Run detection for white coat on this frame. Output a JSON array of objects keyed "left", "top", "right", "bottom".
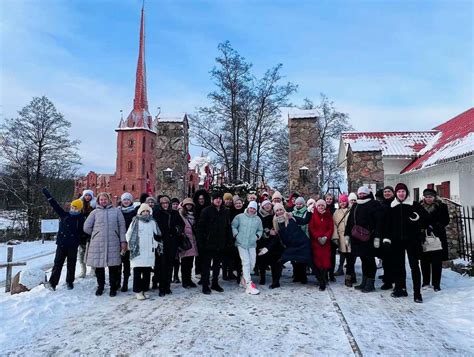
[{"left": 125, "top": 219, "right": 159, "bottom": 268}]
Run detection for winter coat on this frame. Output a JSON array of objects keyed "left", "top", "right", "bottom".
[
  {"left": 46, "top": 195, "right": 85, "bottom": 249},
  {"left": 126, "top": 218, "right": 159, "bottom": 268},
  {"left": 332, "top": 208, "right": 351, "bottom": 253},
  {"left": 80, "top": 199, "right": 95, "bottom": 245},
  {"left": 257, "top": 208, "right": 274, "bottom": 250},
  {"left": 83, "top": 205, "right": 126, "bottom": 268},
  {"left": 231, "top": 209, "right": 263, "bottom": 249},
  {"left": 179, "top": 211, "right": 199, "bottom": 258},
  {"left": 230, "top": 206, "right": 245, "bottom": 221},
  {"left": 420, "top": 200, "right": 450, "bottom": 261},
  {"left": 276, "top": 219, "right": 312, "bottom": 266},
  {"left": 384, "top": 198, "right": 425, "bottom": 255},
  {"left": 153, "top": 207, "right": 185, "bottom": 259},
  {"left": 344, "top": 197, "right": 383, "bottom": 258},
  {"left": 293, "top": 206, "right": 309, "bottom": 237},
  {"left": 196, "top": 205, "right": 233, "bottom": 253},
  {"left": 308, "top": 210, "right": 334, "bottom": 269}
]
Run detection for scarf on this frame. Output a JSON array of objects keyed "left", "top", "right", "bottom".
[
  {"left": 121, "top": 205, "right": 135, "bottom": 214},
  {"left": 421, "top": 200, "right": 438, "bottom": 214},
  {"left": 276, "top": 215, "right": 286, "bottom": 223},
  {"left": 128, "top": 215, "right": 153, "bottom": 260},
  {"left": 259, "top": 206, "right": 273, "bottom": 217}
]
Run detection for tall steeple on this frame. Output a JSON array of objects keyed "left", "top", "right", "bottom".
[{"left": 118, "top": 5, "right": 154, "bottom": 132}]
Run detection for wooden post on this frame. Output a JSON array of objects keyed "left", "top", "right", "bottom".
[{"left": 0, "top": 246, "right": 27, "bottom": 293}]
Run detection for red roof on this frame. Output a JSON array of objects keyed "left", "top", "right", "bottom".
[{"left": 401, "top": 108, "right": 474, "bottom": 173}]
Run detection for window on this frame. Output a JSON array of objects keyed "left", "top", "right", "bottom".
[
  {"left": 413, "top": 188, "right": 419, "bottom": 202},
  {"left": 142, "top": 159, "right": 145, "bottom": 175},
  {"left": 127, "top": 161, "right": 133, "bottom": 172},
  {"left": 132, "top": 184, "right": 135, "bottom": 191},
  {"left": 127, "top": 139, "right": 134, "bottom": 148},
  {"left": 123, "top": 184, "right": 126, "bottom": 191},
  {"left": 437, "top": 181, "right": 450, "bottom": 199},
  {"left": 150, "top": 163, "right": 153, "bottom": 171},
  {"left": 142, "top": 136, "right": 146, "bottom": 153},
  {"left": 427, "top": 183, "right": 434, "bottom": 190}
]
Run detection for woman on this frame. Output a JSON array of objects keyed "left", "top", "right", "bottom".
[
  {"left": 193, "top": 189, "right": 211, "bottom": 276},
  {"left": 308, "top": 200, "right": 334, "bottom": 291},
  {"left": 257, "top": 200, "right": 275, "bottom": 285},
  {"left": 332, "top": 194, "right": 354, "bottom": 286},
  {"left": 223, "top": 196, "right": 245, "bottom": 282},
  {"left": 419, "top": 188, "right": 449, "bottom": 291},
  {"left": 263, "top": 203, "right": 312, "bottom": 289},
  {"left": 78, "top": 189, "right": 96, "bottom": 278},
  {"left": 83, "top": 192, "right": 127, "bottom": 296},
  {"left": 152, "top": 195, "right": 185, "bottom": 296},
  {"left": 232, "top": 201, "right": 263, "bottom": 295},
  {"left": 119, "top": 192, "right": 136, "bottom": 292},
  {"left": 384, "top": 183, "right": 425, "bottom": 303},
  {"left": 126, "top": 203, "right": 161, "bottom": 300},
  {"left": 179, "top": 198, "right": 199, "bottom": 289},
  {"left": 344, "top": 186, "right": 383, "bottom": 293},
  {"left": 292, "top": 197, "right": 310, "bottom": 284}
]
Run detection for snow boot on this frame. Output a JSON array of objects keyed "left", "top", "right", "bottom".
[
  {"left": 391, "top": 288, "right": 408, "bottom": 298},
  {"left": 109, "top": 289, "right": 117, "bottom": 297},
  {"left": 259, "top": 269, "right": 266, "bottom": 285},
  {"left": 362, "top": 278, "right": 375, "bottom": 293},
  {"left": 380, "top": 282, "right": 393, "bottom": 290},
  {"left": 246, "top": 281, "right": 260, "bottom": 295},
  {"left": 414, "top": 292, "right": 423, "bottom": 303},
  {"left": 95, "top": 286, "right": 104, "bottom": 296},
  {"left": 121, "top": 277, "right": 129, "bottom": 292},
  {"left": 344, "top": 274, "right": 352, "bottom": 287},
  {"left": 202, "top": 285, "right": 211, "bottom": 295},
  {"left": 354, "top": 276, "right": 367, "bottom": 290},
  {"left": 136, "top": 292, "right": 146, "bottom": 300},
  {"left": 67, "top": 282, "right": 74, "bottom": 290},
  {"left": 211, "top": 282, "right": 224, "bottom": 292}
]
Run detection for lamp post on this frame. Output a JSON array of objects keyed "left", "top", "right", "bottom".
[
  {"left": 163, "top": 168, "right": 173, "bottom": 183},
  {"left": 299, "top": 166, "right": 309, "bottom": 183}
]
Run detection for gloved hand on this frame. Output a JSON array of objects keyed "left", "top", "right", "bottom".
[
  {"left": 344, "top": 236, "right": 350, "bottom": 247},
  {"left": 427, "top": 225, "right": 434, "bottom": 235},
  {"left": 42, "top": 187, "right": 52, "bottom": 200},
  {"left": 374, "top": 238, "right": 380, "bottom": 249},
  {"left": 382, "top": 238, "right": 391, "bottom": 246},
  {"left": 317, "top": 236, "right": 327, "bottom": 245},
  {"left": 258, "top": 248, "right": 269, "bottom": 256}
]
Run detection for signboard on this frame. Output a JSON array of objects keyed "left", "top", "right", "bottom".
[{"left": 40, "top": 219, "right": 59, "bottom": 234}]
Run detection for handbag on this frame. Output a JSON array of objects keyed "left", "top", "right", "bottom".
[
  {"left": 178, "top": 234, "right": 192, "bottom": 252},
  {"left": 422, "top": 230, "right": 442, "bottom": 253},
  {"left": 350, "top": 206, "right": 371, "bottom": 242}
]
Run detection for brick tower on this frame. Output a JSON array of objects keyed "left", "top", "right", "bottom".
[{"left": 114, "top": 6, "right": 156, "bottom": 198}]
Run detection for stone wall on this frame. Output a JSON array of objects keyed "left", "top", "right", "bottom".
[
  {"left": 442, "top": 198, "right": 464, "bottom": 260},
  {"left": 288, "top": 117, "right": 320, "bottom": 198},
  {"left": 155, "top": 120, "right": 189, "bottom": 199},
  {"left": 346, "top": 148, "right": 384, "bottom": 193}
]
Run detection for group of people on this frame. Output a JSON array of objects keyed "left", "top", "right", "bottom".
[{"left": 42, "top": 182, "right": 450, "bottom": 303}]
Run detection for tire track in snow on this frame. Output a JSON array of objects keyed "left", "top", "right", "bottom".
[{"left": 327, "top": 285, "right": 363, "bottom": 357}]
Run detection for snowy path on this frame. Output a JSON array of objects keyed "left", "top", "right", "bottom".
[{"left": 1, "top": 262, "right": 473, "bottom": 356}]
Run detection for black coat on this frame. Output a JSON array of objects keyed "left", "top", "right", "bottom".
[
  {"left": 45, "top": 196, "right": 85, "bottom": 249},
  {"left": 345, "top": 197, "right": 383, "bottom": 257},
  {"left": 153, "top": 207, "right": 185, "bottom": 258},
  {"left": 196, "top": 205, "right": 233, "bottom": 253},
  {"left": 276, "top": 219, "right": 312, "bottom": 265},
  {"left": 120, "top": 206, "right": 137, "bottom": 230},
  {"left": 384, "top": 199, "right": 426, "bottom": 254},
  {"left": 193, "top": 189, "right": 211, "bottom": 220},
  {"left": 420, "top": 200, "right": 450, "bottom": 261}
]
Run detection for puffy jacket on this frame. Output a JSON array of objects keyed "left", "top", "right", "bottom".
[
  {"left": 196, "top": 205, "right": 233, "bottom": 252},
  {"left": 83, "top": 205, "right": 126, "bottom": 268},
  {"left": 126, "top": 218, "right": 159, "bottom": 268},
  {"left": 231, "top": 209, "right": 263, "bottom": 249}
]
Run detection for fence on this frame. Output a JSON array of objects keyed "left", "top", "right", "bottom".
[{"left": 457, "top": 206, "right": 473, "bottom": 262}]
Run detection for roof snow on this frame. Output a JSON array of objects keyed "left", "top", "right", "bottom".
[
  {"left": 279, "top": 107, "right": 319, "bottom": 122},
  {"left": 158, "top": 113, "right": 187, "bottom": 123},
  {"left": 341, "top": 131, "right": 438, "bottom": 157}
]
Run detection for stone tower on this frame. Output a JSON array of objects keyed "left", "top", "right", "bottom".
[
  {"left": 115, "top": 6, "right": 156, "bottom": 198},
  {"left": 288, "top": 112, "right": 320, "bottom": 198},
  {"left": 155, "top": 115, "right": 190, "bottom": 199}
]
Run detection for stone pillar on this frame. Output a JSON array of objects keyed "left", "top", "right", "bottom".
[
  {"left": 346, "top": 147, "right": 384, "bottom": 193},
  {"left": 288, "top": 116, "right": 320, "bottom": 197},
  {"left": 441, "top": 198, "right": 464, "bottom": 260},
  {"left": 155, "top": 117, "right": 189, "bottom": 199}
]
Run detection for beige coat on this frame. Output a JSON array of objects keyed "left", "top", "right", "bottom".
[
  {"left": 84, "top": 205, "right": 126, "bottom": 268},
  {"left": 332, "top": 208, "right": 351, "bottom": 253}
]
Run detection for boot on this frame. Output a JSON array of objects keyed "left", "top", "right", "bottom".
[
  {"left": 95, "top": 287, "right": 104, "bottom": 296},
  {"left": 121, "top": 276, "right": 129, "bottom": 292},
  {"left": 362, "top": 278, "right": 375, "bottom": 293},
  {"left": 334, "top": 255, "right": 345, "bottom": 276},
  {"left": 344, "top": 274, "right": 352, "bottom": 287},
  {"left": 329, "top": 271, "right": 336, "bottom": 282},
  {"left": 269, "top": 264, "right": 281, "bottom": 289},
  {"left": 380, "top": 282, "right": 393, "bottom": 290},
  {"left": 351, "top": 272, "right": 357, "bottom": 284},
  {"left": 211, "top": 281, "right": 224, "bottom": 292},
  {"left": 414, "top": 292, "right": 423, "bottom": 303},
  {"left": 354, "top": 276, "right": 367, "bottom": 290}
]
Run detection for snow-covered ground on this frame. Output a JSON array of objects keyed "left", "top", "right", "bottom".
[{"left": 0, "top": 255, "right": 473, "bottom": 356}]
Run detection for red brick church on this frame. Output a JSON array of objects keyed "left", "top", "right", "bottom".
[{"left": 75, "top": 8, "right": 157, "bottom": 202}]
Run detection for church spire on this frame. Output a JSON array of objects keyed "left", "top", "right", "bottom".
[
  {"left": 118, "top": 5, "right": 153, "bottom": 132},
  {"left": 133, "top": 6, "right": 148, "bottom": 111}
]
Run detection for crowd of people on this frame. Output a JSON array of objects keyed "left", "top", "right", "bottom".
[{"left": 41, "top": 182, "right": 450, "bottom": 303}]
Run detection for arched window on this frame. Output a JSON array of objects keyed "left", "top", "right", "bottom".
[
  {"left": 142, "top": 136, "right": 146, "bottom": 152},
  {"left": 142, "top": 159, "right": 145, "bottom": 175},
  {"left": 123, "top": 184, "right": 126, "bottom": 191},
  {"left": 132, "top": 184, "right": 135, "bottom": 191},
  {"left": 127, "top": 161, "right": 133, "bottom": 172}
]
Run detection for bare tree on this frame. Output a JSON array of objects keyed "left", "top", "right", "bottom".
[
  {"left": 266, "top": 126, "right": 290, "bottom": 192},
  {"left": 302, "top": 94, "right": 352, "bottom": 192},
  {"left": 0, "top": 96, "right": 81, "bottom": 238}
]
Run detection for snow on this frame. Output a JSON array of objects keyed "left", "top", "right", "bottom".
[
  {"left": 0, "top": 256, "right": 473, "bottom": 355},
  {"left": 280, "top": 107, "right": 319, "bottom": 121},
  {"left": 420, "top": 132, "right": 474, "bottom": 168},
  {"left": 189, "top": 155, "right": 212, "bottom": 185},
  {"left": 349, "top": 141, "right": 382, "bottom": 152}
]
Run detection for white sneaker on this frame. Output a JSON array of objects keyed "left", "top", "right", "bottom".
[
  {"left": 246, "top": 281, "right": 260, "bottom": 295},
  {"left": 136, "top": 292, "right": 146, "bottom": 300},
  {"left": 143, "top": 292, "right": 150, "bottom": 299},
  {"left": 240, "top": 277, "right": 247, "bottom": 289}
]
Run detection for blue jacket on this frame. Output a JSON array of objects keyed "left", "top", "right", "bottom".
[
  {"left": 277, "top": 219, "right": 312, "bottom": 265},
  {"left": 232, "top": 209, "right": 263, "bottom": 249}
]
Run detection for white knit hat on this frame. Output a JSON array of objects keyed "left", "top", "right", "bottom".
[
  {"left": 121, "top": 192, "right": 133, "bottom": 202},
  {"left": 138, "top": 203, "right": 152, "bottom": 215},
  {"left": 248, "top": 201, "right": 258, "bottom": 210},
  {"left": 357, "top": 186, "right": 370, "bottom": 195},
  {"left": 348, "top": 193, "right": 357, "bottom": 201}
]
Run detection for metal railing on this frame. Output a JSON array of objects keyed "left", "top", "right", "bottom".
[{"left": 457, "top": 206, "right": 473, "bottom": 262}]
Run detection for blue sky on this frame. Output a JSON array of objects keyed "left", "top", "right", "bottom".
[{"left": 1, "top": 0, "right": 472, "bottom": 174}]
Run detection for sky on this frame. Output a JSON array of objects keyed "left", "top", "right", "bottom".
[{"left": 0, "top": 0, "right": 472, "bottom": 175}]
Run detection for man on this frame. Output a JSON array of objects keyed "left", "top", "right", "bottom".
[{"left": 196, "top": 192, "right": 233, "bottom": 294}]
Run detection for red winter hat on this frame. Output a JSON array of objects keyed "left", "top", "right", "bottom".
[{"left": 338, "top": 194, "right": 348, "bottom": 203}]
